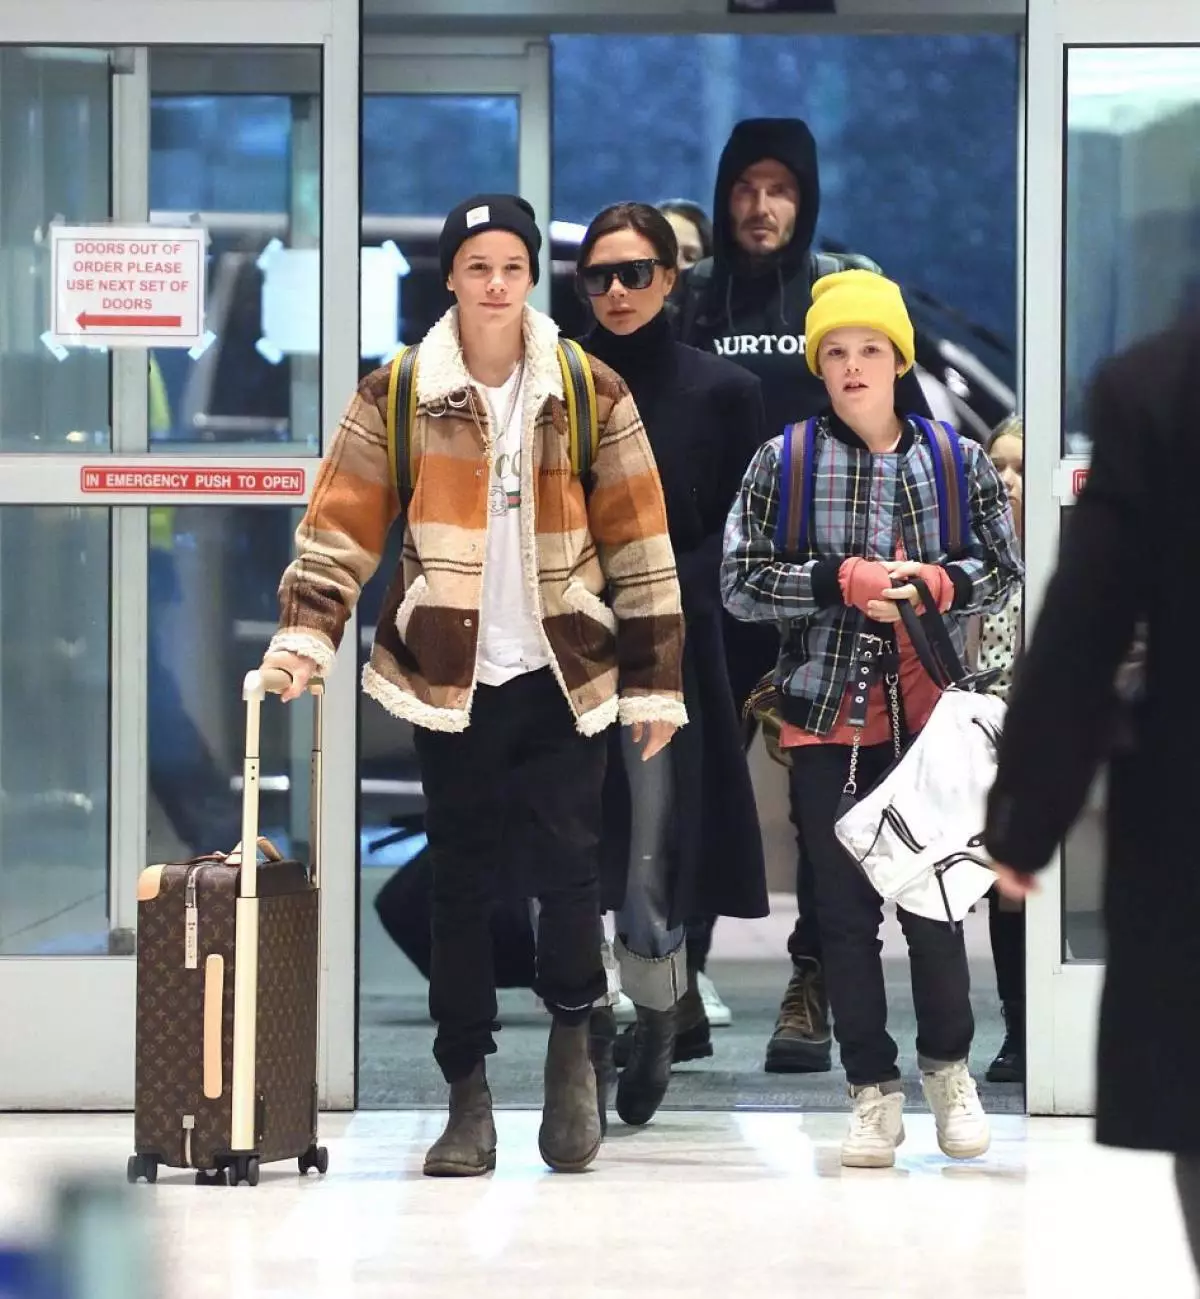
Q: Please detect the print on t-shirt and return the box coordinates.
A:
[490,448,521,516]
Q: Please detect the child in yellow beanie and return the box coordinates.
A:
[804,268,916,379]
[721,268,1023,1171]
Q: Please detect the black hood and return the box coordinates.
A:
[711,117,820,287]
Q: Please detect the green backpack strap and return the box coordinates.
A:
[556,339,599,485]
[386,344,420,513]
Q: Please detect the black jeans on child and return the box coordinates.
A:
[787,741,975,1087]
[413,668,608,1084]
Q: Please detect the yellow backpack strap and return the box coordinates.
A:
[557,339,599,485]
[386,344,421,512]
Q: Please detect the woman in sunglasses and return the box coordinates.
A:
[577,203,769,1126]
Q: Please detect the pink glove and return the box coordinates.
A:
[839,558,892,613]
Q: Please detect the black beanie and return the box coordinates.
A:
[439,194,542,284]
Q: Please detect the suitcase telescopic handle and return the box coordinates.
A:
[239,667,325,899]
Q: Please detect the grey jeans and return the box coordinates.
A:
[611,727,686,1012]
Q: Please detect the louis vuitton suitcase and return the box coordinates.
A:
[127,666,328,1187]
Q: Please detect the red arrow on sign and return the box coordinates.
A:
[76,311,182,329]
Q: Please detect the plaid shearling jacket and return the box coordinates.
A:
[720,413,1024,737]
[271,305,687,736]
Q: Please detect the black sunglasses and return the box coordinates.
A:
[576,258,670,298]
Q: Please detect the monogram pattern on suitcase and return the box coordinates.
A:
[134,862,237,1169]
[135,860,319,1171]
[255,888,320,1163]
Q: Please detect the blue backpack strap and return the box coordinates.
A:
[911,415,970,559]
[774,417,818,556]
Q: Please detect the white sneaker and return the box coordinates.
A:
[921,1062,991,1160]
[613,992,636,1024]
[696,971,732,1027]
[841,1086,906,1168]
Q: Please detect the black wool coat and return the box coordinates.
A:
[584,313,769,926]
[985,321,1200,1153]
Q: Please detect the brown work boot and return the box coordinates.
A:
[764,961,833,1074]
[539,1018,602,1173]
[423,1063,497,1177]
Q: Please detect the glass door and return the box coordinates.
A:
[355,39,550,1107]
[0,0,361,1111]
[1023,0,1200,1113]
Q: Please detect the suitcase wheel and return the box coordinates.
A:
[126,1154,158,1185]
[299,1144,329,1177]
[195,1168,228,1187]
[228,1156,260,1188]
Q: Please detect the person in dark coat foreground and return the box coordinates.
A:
[985,320,1200,1277]
[578,202,769,1127]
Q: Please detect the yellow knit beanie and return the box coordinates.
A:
[805,269,915,377]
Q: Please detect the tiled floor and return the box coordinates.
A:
[1,1112,1194,1298]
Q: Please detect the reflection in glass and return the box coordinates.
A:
[0,509,110,955]
[0,48,111,453]
[551,34,1020,389]
[146,506,312,869]
[360,96,520,353]
[1061,47,1200,961]
[362,96,519,219]
[1065,46,1200,450]
[147,48,322,450]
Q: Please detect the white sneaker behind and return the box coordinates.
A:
[921,1062,991,1160]
[841,1086,906,1169]
[696,971,732,1027]
[613,992,636,1024]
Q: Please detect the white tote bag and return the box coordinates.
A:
[834,583,1003,924]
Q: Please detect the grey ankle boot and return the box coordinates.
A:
[539,1018,602,1173]
[424,1062,498,1177]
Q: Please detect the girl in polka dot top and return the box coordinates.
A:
[975,416,1024,698]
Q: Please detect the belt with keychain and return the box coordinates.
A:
[837,627,905,819]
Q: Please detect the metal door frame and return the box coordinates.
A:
[0,0,360,1111]
[1023,0,1200,1115]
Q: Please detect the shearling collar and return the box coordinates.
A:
[415,304,564,411]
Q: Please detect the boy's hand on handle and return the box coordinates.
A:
[881,560,923,581]
[261,651,318,703]
[870,584,920,623]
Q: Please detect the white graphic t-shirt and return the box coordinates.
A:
[475,365,550,687]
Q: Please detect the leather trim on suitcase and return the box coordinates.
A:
[203,955,225,1100]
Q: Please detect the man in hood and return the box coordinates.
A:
[678,116,930,435]
[678,118,931,1077]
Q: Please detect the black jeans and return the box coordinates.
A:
[988,888,1025,1006]
[787,769,822,967]
[1176,1156,1200,1281]
[414,669,608,1084]
[788,742,975,1086]
[686,915,716,971]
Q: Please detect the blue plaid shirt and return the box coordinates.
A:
[720,414,1025,736]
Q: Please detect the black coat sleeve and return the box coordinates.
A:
[676,372,768,616]
[983,357,1151,874]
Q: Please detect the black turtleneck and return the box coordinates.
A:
[583,310,678,430]
[581,305,769,627]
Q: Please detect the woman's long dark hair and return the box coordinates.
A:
[657,199,714,261]
[576,202,679,272]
